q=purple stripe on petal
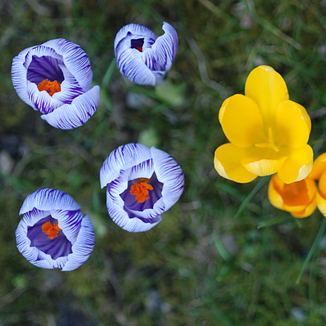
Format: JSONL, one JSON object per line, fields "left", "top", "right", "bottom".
{"left": 114, "top": 24, "right": 158, "bottom": 51}
{"left": 19, "top": 188, "right": 81, "bottom": 214}
{"left": 62, "top": 215, "right": 95, "bottom": 271}
{"left": 44, "top": 39, "right": 93, "bottom": 91}
{"left": 114, "top": 22, "right": 178, "bottom": 85}
{"left": 17, "top": 188, "right": 95, "bottom": 271}
{"left": 100, "top": 143, "right": 152, "bottom": 187}
{"left": 117, "top": 48, "right": 156, "bottom": 85}
{"left": 106, "top": 192, "right": 161, "bottom": 232}
{"left": 41, "top": 85, "right": 100, "bottom": 129}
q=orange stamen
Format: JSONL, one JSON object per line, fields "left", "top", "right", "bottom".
{"left": 136, "top": 46, "right": 143, "bottom": 52}
{"left": 42, "top": 221, "right": 62, "bottom": 240}
{"left": 130, "top": 178, "right": 153, "bottom": 203}
{"left": 38, "top": 79, "right": 61, "bottom": 96}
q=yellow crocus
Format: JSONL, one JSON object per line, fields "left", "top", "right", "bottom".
{"left": 214, "top": 65, "right": 313, "bottom": 184}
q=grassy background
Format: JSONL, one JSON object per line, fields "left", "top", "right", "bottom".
{"left": 1, "top": 0, "right": 326, "bottom": 325}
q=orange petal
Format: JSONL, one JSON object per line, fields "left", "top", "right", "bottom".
{"left": 268, "top": 174, "right": 317, "bottom": 218}
{"left": 245, "top": 66, "right": 289, "bottom": 124}
{"left": 214, "top": 143, "right": 257, "bottom": 183}
{"left": 218, "top": 94, "right": 265, "bottom": 148}
{"left": 268, "top": 174, "right": 287, "bottom": 210}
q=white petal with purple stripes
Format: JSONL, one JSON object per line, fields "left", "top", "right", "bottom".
{"left": 114, "top": 22, "right": 178, "bottom": 86}
{"left": 100, "top": 143, "right": 184, "bottom": 232}
{"left": 16, "top": 189, "right": 95, "bottom": 271}
{"left": 11, "top": 38, "right": 99, "bottom": 129}
{"left": 41, "top": 85, "right": 100, "bottom": 129}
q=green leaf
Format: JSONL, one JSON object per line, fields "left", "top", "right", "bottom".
{"left": 296, "top": 217, "right": 326, "bottom": 284}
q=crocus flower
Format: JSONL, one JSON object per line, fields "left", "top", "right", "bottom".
{"left": 268, "top": 153, "right": 326, "bottom": 218}
{"left": 11, "top": 38, "right": 100, "bottom": 129}
{"left": 214, "top": 65, "right": 313, "bottom": 184}
{"left": 309, "top": 153, "right": 326, "bottom": 216}
{"left": 100, "top": 143, "right": 184, "bottom": 232}
{"left": 268, "top": 173, "right": 317, "bottom": 218}
{"left": 114, "top": 22, "right": 178, "bottom": 86}
{"left": 16, "top": 188, "right": 95, "bottom": 271}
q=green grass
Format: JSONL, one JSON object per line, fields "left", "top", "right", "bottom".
{"left": 1, "top": 0, "right": 326, "bottom": 325}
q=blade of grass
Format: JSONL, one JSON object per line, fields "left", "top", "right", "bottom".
{"left": 102, "top": 58, "right": 116, "bottom": 88}
{"left": 214, "top": 237, "right": 232, "bottom": 263}
{"left": 296, "top": 217, "right": 326, "bottom": 284}
{"left": 257, "top": 215, "right": 292, "bottom": 229}
{"left": 234, "top": 176, "right": 269, "bottom": 218}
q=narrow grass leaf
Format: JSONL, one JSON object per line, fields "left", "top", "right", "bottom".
{"left": 102, "top": 58, "right": 116, "bottom": 88}
{"left": 234, "top": 177, "right": 269, "bottom": 218}
{"left": 214, "top": 237, "right": 232, "bottom": 263}
{"left": 296, "top": 217, "right": 326, "bottom": 284}
{"left": 257, "top": 215, "right": 292, "bottom": 229}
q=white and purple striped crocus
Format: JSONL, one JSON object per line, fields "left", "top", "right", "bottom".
{"left": 114, "top": 22, "right": 178, "bottom": 86}
{"left": 11, "top": 38, "right": 100, "bottom": 129}
{"left": 100, "top": 143, "right": 184, "bottom": 232}
{"left": 16, "top": 188, "right": 95, "bottom": 271}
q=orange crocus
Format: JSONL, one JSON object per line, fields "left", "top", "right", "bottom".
{"left": 268, "top": 153, "right": 326, "bottom": 218}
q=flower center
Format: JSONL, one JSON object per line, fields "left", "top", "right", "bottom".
{"left": 129, "top": 177, "right": 153, "bottom": 203}
{"left": 41, "top": 220, "right": 62, "bottom": 239}
{"left": 282, "top": 180, "right": 309, "bottom": 206}
{"left": 131, "top": 38, "right": 144, "bottom": 52}
{"left": 38, "top": 79, "right": 61, "bottom": 96}
{"left": 255, "top": 127, "right": 279, "bottom": 152}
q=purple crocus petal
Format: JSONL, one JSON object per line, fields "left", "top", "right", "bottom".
{"left": 106, "top": 193, "right": 161, "bottom": 232}
{"left": 11, "top": 38, "right": 99, "bottom": 129}
{"left": 11, "top": 50, "right": 34, "bottom": 107}
{"left": 23, "top": 45, "right": 64, "bottom": 83}
{"left": 51, "top": 209, "right": 83, "bottom": 244}
{"left": 114, "top": 23, "right": 157, "bottom": 51}
{"left": 40, "top": 38, "right": 93, "bottom": 91}
{"left": 100, "top": 143, "right": 152, "bottom": 187}
{"left": 100, "top": 143, "right": 184, "bottom": 232}
{"left": 144, "top": 22, "right": 178, "bottom": 73}
{"left": 19, "top": 188, "right": 80, "bottom": 215}
{"left": 116, "top": 48, "right": 157, "bottom": 85}
{"left": 27, "top": 82, "right": 64, "bottom": 114}
{"left": 16, "top": 189, "right": 94, "bottom": 271}
{"left": 62, "top": 215, "right": 95, "bottom": 271}
{"left": 41, "top": 85, "right": 100, "bottom": 130}
{"left": 151, "top": 147, "right": 184, "bottom": 210}
{"left": 16, "top": 209, "right": 70, "bottom": 270}
{"left": 114, "top": 22, "right": 178, "bottom": 86}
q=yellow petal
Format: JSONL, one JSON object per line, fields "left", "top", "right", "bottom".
{"left": 218, "top": 94, "right": 265, "bottom": 147}
{"left": 240, "top": 147, "right": 287, "bottom": 177}
{"left": 245, "top": 66, "right": 289, "bottom": 124}
{"left": 291, "top": 199, "right": 317, "bottom": 218}
{"left": 277, "top": 145, "right": 313, "bottom": 183}
{"left": 275, "top": 100, "right": 311, "bottom": 148}
{"left": 214, "top": 143, "right": 257, "bottom": 183}
{"left": 318, "top": 169, "right": 326, "bottom": 198}
{"left": 316, "top": 190, "right": 326, "bottom": 217}
{"left": 268, "top": 174, "right": 286, "bottom": 210}
{"left": 309, "top": 153, "right": 326, "bottom": 180}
